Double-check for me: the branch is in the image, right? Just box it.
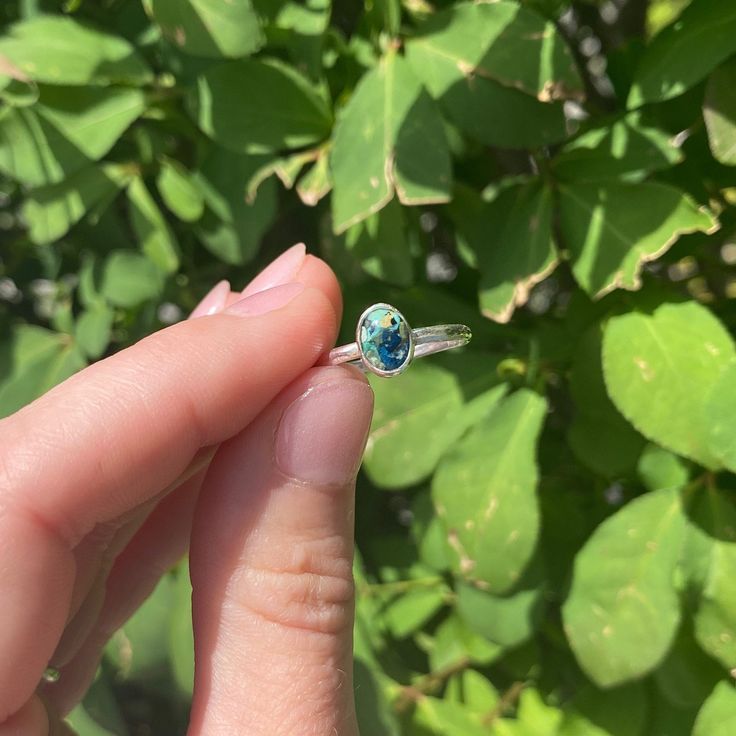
[482,680,526,726]
[394,656,471,713]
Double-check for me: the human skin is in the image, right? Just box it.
[0,244,373,736]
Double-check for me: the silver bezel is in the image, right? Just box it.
[355,302,415,377]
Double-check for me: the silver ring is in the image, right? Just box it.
[326,302,472,377]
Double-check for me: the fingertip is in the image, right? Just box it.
[242,244,307,297]
[190,280,230,319]
[275,371,373,488]
[296,253,343,326]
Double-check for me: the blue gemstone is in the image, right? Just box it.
[359,306,411,372]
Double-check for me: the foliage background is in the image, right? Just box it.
[2,0,736,732]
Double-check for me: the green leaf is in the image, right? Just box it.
[381,586,447,639]
[684,487,736,670]
[0,16,152,85]
[364,356,506,489]
[66,705,119,736]
[0,107,91,186]
[405,2,572,149]
[445,669,499,714]
[495,689,563,736]
[0,85,145,186]
[145,0,264,58]
[353,559,402,736]
[413,697,487,736]
[432,389,547,593]
[628,0,736,106]
[168,562,194,696]
[156,159,205,222]
[23,164,128,245]
[648,697,698,736]
[296,149,331,206]
[418,75,567,149]
[254,0,331,37]
[474,180,557,323]
[75,303,114,360]
[553,115,683,182]
[66,670,129,736]
[429,613,502,671]
[100,250,163,308]
[568,328,645,476]
[353,659,401,736]
[602,301,735,469]
[637,444,690,492]
[562,487,688,687]
[456,579,543,648]
[405,1,582,100]
[412,491,452,573]
[0,75,38,107]
[106,572,175,681]
[558,181,716,299]
[36,85,146,161]
[344,198,413,287]
[330,51,452,233]
[693,682,736,736]
[194,146,278,264]
[0,326,86,418]
[705,362,736,472]
[655,623,725,708]
[191,58,331,153]
[246,148,315,195]
[558,683,647,736]
[704,58,736,166]
[127,176,180,273]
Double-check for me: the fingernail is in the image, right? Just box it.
[190,280,230,318]
[224,282,305,316]
[242,244,307,296]
[275,379,374,486]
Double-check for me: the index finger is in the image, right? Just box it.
[0,260,340,720]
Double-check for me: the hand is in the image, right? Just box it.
[0,245,374,736]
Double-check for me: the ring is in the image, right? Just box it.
[326,303,472,377]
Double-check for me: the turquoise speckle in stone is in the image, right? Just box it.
[359,306,411,372]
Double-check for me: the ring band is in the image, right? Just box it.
[326,302,472,377]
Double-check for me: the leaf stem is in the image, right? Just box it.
[357,576,445,596]
[394,656,471,712]
[482,680,526,726]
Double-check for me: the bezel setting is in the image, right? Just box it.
[355,302,415,377]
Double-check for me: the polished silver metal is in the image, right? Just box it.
[326,302,472,377]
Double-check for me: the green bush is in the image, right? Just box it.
[2,0,736,732]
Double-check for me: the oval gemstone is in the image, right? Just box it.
[359,306,411,372]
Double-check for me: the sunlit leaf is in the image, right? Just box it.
[563,487,687,687]
[23,164,129,245]
[0,16,152,86]
[628,0,736,106]
[433,389,546,593]
[330,51,451,233]
[693,682,736,736]
[192,57,331,153]
[603,301,735,469]
[145,0,264,58]
[558,182,716,299]
[127,176,180,274]
[365,355,506,489]
[0,326,86,418]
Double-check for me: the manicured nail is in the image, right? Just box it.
[275,378,374,486]
[242,243,307,296]
[224,282,305,316]
[190,280,230,318]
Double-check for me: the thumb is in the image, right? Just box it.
[188,365,373,736]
